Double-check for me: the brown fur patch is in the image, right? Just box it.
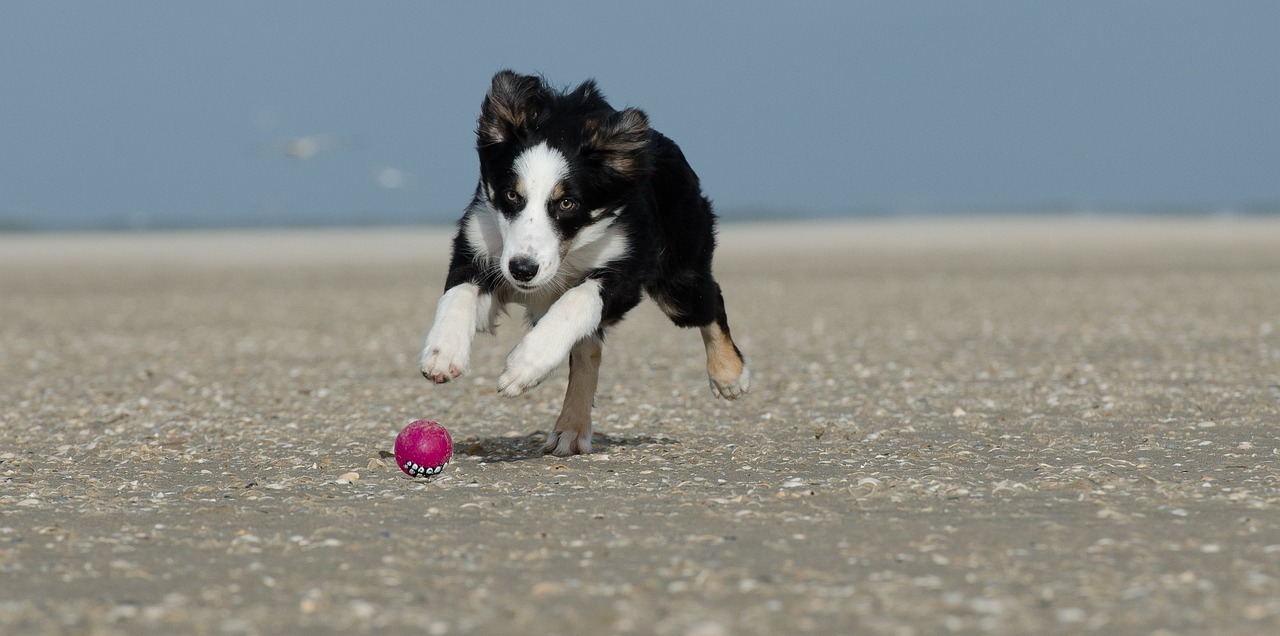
[700,323,744,385]
[546,337,603,456]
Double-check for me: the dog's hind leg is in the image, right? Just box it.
[651,273,750,400]
[700,310,750,400]
[543,335,603,456]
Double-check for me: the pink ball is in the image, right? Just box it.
[394,420,453,478]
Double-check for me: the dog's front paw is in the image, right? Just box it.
[543,429,592,456]
[419,337,469,384]
[710,363,751,400]
[496,345,553,397]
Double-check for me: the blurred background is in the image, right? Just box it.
[1,1,1276,231]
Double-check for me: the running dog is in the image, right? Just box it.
[420,70,749,456]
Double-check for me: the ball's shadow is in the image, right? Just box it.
[456,431,680,463]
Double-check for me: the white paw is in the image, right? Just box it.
[419,335,469,384]
[543,430,592,456]
[710,364,750,400]
[420,285,479,384]
[496,342,556,396]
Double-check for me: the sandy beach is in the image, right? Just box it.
[3,216,1280,635]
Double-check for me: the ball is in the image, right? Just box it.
[394,420,453,478]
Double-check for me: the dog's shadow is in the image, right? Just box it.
[455,431,680,463]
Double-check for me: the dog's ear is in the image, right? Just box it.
[569,79,605,105]
[586,107,651,179]
[477,70,547,145]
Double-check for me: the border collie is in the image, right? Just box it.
[420,71,749,456]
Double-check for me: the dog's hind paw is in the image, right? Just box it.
[709,364,750,400]
[542,430,592,456]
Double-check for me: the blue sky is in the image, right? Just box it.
[1,1,1277,228]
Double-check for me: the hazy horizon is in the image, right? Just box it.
[3,2,1277,231]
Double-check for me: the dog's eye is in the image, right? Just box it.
[557,198,579,213]
[503,189,520,203]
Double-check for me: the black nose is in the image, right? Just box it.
[508,257,539,283]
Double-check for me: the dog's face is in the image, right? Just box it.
[472,71,651,291]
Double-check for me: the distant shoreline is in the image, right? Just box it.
[4,204,1280,233]
[5,215,1280,272]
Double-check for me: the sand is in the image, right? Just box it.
[2,217,1280,635]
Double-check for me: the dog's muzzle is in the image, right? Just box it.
[507,256,540,285]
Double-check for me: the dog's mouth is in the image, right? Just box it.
[503,274,544,293]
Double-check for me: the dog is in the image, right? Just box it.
[419,70,749,456]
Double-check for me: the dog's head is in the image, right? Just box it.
[473,71,650,291]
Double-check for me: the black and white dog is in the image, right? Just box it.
[420,71,749,456]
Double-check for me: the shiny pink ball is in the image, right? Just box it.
[394,420,453,478]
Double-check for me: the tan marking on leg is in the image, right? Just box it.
[544,336,602,456]
[701,322,749,399]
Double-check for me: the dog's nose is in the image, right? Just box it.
[508,256,539,284]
